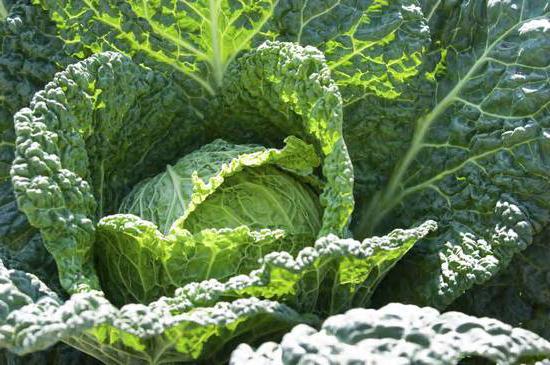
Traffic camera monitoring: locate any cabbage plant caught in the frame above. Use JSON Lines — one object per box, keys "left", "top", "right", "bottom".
{"left": 0, "top": 0, "right": 549, "bottom": 364}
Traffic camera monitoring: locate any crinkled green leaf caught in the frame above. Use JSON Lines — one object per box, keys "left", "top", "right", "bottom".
{"left": 231, "top": 302, "right": 550, "bottom": 365}
{"left": 0, "top": 259, "right": 309, "bottom": 364}
{"left": 451, "top": 227, "right": 550, "bottom": 341}
{"left": 362, "top": 0, "right": 550, "bottom": 307}
{"left": 0, "top": 1, "right": 70, "bottom": 126}
{"left": 0, "top": 4, "right": 102, "bottom": 363}
{"left": 0, "top": 258, "right": 99, "bottom": 364}
{"left": 97, "top": 216, "right": 434, "bottom": 312}
{"left": 36, "top": 0, "right": 278, "bottom": 93}
{"left": 0, "top": 0, "right": 73, "bottom": 287}
{"left": 0, "top": 220, "right": 434, "bottom": 364}
{"left": 98, "top": 215, "right": 295, "bottom": 306}
{"left": 218, "top": 41, "right": 354, "bottom": 236}
{"left": 260, "top": 0, "right": 430, "bottom": 102}
{"left": 157, "top": 220, "right": 435, "bottom": 316}
{"left": 10, "top": 51, "right": 207, "bottom": 293}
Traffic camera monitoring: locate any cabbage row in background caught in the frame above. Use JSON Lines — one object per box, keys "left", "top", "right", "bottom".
{"left": 0, "top": 0, "right": 549, "bottom": 364}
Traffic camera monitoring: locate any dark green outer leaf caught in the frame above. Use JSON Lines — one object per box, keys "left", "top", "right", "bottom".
{"left": 37, "top": 0, "right": 429, "bottom": 102}
{"left": 11, "top": 51, "right": 207, "bottom": 293}
{"left": 0, "top": 1, "right": 69, "bottom": 126}
{"left": 451, "top": 227, "right": 550, "bottom": 341}
{"left": 0, "top": 0, "right": 73, "bottom": 287}
{"left": 365, "top": 0, "right": 550, "bottom": 307}
{"left": 259, "top": 0, "right": 432, "bottom": 201}
{"left": 0, "top": 3, "right": 100, "bottom": 363}
{"left": 231, "top": 302, "right": 550, "bottom": 365}
{"left": 260, "top": 0, "right": 430, "bottom": 102}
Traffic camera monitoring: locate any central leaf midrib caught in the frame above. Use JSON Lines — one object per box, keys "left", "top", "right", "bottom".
{"left": 209, "top": 0, "right": 223, "bottom": 87}
{"left": 166, "top": 165, "right": 187, "bottom": 232}
{"left": 426, "top": 0, "right": 442, "bottom": 22}
{"left": 357, "top": 12, "right": 543, "bottom": 237}
{"left": 0, "top": 0, "right": 7, "bottom": 20}
{"left": 378, "top": 136, "right": 541, "bottom": 224}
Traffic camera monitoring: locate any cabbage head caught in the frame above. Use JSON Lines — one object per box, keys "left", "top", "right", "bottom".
{"left": 97, "top": 137, "right": 325, "bottom": 305}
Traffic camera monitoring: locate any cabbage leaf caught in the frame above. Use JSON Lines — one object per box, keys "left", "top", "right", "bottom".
{"left": 0, "top": 224, "right": 434, "bottom": 362}
{"left": 231, "top": 302, "right": 550, "bottom": 365}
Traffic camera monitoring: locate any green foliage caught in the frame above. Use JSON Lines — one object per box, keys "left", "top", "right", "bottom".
{"left": 36, "top": 0, "right": 550, "bottom": 308}
{"left": 231, "top": 303, "right": 550, "bottom": 365}
{"left": 10, "top": 40, "right": 354, "bottom": 294}
{"left": 1, "top": 0, "right": 550, "bottom": 364}
{"left": 451, "top": 227, "right": 550, "bottom": 341}
{"left": 99, "top": 137, "right": 323, "bottom": 305}
{"left": 0, "top": 224, "right": 434, "bottom": 362}
{"left": 6, "top": 40, "right": 358, "bottom": 362}
{"left": 364, "top": 0, "right": 550, "bottom": 307}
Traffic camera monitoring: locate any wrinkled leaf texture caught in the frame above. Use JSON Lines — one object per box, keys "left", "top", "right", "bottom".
{"left": 0, "top": 223, "right": 434, "bottom": 362}
{"left": 35, "top": 0, "right": 550, "bottom": 308}
{"left": 1, "top": 0, "right": 549, "bottom": 362}
{"left": 0, "top": 2, "right": 97, "bottom": 363}
{"left": 10, "top": 41, "right": 354, "bottom": 293}
{"left": 231, "top": 302, "right": 550, "bottom": 365}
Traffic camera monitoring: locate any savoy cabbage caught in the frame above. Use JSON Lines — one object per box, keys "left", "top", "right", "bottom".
{"left": 0, "top": 0, "right": 549, "bottom": 364}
